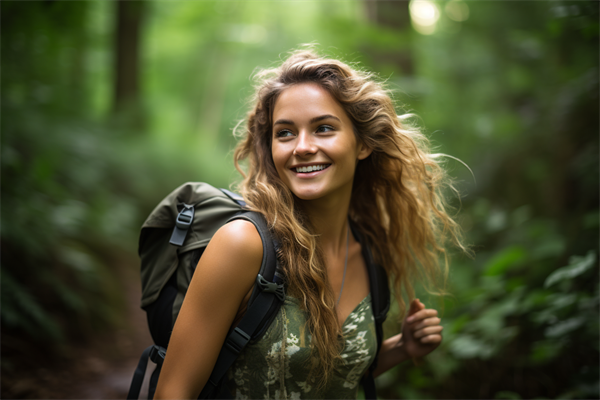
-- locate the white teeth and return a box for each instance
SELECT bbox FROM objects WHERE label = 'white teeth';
[295,164,328,173]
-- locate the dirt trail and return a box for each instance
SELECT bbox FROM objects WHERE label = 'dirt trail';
[68,261,155,400]
[2,256,156,400]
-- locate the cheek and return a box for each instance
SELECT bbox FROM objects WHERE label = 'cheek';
[270,144,279,166]
[271,144,286,175]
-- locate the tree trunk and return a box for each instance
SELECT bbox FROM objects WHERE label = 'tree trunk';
[113,0,146,127]
[363,1,414,76]
[69,2,88,112]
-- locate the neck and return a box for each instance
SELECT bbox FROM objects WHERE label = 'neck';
[299,195,351,256]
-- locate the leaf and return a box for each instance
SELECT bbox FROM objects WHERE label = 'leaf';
[448,334,494,359]
[531,236,566,260]
[544,251,597,288]
[545,316,586,338]
[1,269,63,341]
[530,340,564,364]
[484,246,527,276]
[583,210,599,229]
[548,293,578,309]
[495,391,522,399]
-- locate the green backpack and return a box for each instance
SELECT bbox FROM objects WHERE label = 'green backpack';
[127,182,389,399]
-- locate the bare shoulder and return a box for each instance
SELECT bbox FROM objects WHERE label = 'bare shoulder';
[195,218,263,284]
[181,218,263,323]
[211,218,263,262]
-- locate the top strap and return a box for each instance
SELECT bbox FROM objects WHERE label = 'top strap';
[220,188,247,207]
[349,221,390,322]
[349,221,390,400]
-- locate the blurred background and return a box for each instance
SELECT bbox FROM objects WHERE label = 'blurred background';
[1,1,598,398]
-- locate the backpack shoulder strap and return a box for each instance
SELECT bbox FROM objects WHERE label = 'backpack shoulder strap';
[350,222,390,400]
[230,211,284,299]
[199,209,284,399]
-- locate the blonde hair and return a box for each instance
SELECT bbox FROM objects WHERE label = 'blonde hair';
[233,48,467,388]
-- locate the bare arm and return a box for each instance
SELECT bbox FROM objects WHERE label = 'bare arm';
[154,219,263,399]
[373,299,443,377]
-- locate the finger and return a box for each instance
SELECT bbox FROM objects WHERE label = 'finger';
[406,308,438,324]
[412,317,441,331]
[413,325,443,339]
[420,333,442,344]
[407,298,424,317]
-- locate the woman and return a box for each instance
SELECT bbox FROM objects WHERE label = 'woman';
[155,49,466,399]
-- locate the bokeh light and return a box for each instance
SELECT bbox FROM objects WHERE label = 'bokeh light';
[409,0,441,35]
[446,0,470,22]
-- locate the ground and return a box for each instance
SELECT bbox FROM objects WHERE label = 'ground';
[1,257,155,399]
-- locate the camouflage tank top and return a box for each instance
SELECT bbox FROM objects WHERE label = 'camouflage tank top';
[222,293,377,399]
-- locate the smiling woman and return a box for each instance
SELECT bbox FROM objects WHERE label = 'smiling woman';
[154,48,468,400]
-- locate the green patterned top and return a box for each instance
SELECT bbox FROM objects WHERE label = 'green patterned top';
[223,294,377,399]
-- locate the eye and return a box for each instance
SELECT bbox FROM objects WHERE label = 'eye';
[316,125,335,133]
[275,129,295,138]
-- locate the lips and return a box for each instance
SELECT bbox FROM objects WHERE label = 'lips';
[291,164,331,173]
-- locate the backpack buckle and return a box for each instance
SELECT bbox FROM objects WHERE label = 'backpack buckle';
[170,205,194,246]
[149,345,167,365]
[226,327,251,354]
[175,205,194,229]
[256,274,285,302]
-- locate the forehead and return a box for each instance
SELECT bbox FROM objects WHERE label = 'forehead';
[272,83,348,122]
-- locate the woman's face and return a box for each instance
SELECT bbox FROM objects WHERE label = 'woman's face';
[271,83,371,203]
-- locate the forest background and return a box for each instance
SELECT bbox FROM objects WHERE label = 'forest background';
[2,1,598,399]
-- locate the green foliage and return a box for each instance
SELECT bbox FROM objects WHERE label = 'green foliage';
[1,107,131,340]
[376,1,599,398]
[544,251,597,288]
[1,269,64,342]
[495,391,522,400]
[484,246,527,276]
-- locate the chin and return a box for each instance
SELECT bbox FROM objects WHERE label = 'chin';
[292,192,322,201]
[290,188,325,201]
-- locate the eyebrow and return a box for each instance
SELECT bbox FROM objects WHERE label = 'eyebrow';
[273,114,341,126]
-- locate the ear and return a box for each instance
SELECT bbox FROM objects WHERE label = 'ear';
[357,142,373,160]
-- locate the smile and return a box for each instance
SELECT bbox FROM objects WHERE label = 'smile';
[293,164,331,173]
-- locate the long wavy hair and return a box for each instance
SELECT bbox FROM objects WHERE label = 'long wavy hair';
[233,48,467,387]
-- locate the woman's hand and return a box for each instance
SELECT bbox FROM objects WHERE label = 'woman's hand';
[402,298,443,359]
[373,298,443,377]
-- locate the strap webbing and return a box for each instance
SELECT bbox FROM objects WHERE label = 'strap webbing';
[148,363,162,400]
[350,221,390,400]
[127,345,153,400]
[169,204,194,246]
[199,289,278,398]
[220,188,247,207]
[361,371,378,400]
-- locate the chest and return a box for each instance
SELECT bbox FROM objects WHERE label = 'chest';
[325,239,371,327]
[225,295,377,399]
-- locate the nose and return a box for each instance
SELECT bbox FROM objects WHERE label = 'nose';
[293,131,317,157]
